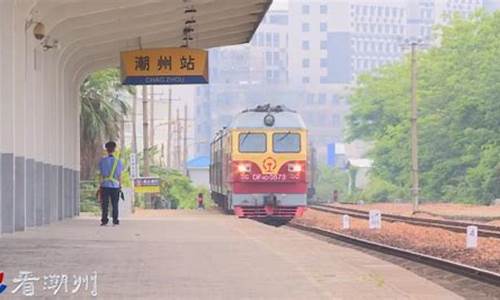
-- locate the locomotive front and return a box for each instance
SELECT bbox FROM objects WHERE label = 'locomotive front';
[210,105,308,218]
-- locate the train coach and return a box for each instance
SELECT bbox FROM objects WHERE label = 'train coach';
[210,104,311,218]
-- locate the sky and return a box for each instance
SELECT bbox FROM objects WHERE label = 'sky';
[271,0,289,10]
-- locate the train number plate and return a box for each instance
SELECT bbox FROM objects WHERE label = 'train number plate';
[245,173,287,182]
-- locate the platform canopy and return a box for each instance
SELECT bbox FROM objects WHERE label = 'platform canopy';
[0,0,272,234]
[30,0,272,79]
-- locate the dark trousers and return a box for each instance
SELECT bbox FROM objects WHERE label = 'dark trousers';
[101,187,120,224]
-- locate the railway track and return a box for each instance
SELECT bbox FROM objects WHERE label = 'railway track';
[308,203,500,239]
[287,222,500,287]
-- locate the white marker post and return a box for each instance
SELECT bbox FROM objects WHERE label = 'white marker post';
[130,153,138,179]
[342,215,350,230]
[466,226,478,249]
[369,210,382,229]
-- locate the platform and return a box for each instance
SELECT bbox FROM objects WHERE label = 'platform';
[0,210,460,299]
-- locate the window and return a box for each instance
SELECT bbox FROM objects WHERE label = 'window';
[266,33,272,46]
[320,40,327,49]
[320,58,328,68]
[272,33,280,47]
[320,5,328,14]
[302,23,310,32]
[273,52,280,65]
[302,40,310,50]
[302,5,310,14]
[302,76,310,83]
[239,133,266,153]
[270,15,288,25]
[266,70,272,80]
[320,22,328,32]
[266,51,272,64]
[302,59,310,68]
[273,133,301,153]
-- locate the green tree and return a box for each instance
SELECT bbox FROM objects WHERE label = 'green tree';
[315,165,350,202]
[347,11,500,204]
[151,166,212,209]
[80,69,131,179]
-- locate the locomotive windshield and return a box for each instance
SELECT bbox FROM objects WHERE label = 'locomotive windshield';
[273,132,301,153]
[239,132,266,153]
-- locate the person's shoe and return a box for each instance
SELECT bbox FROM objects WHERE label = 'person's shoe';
[100,222,108,226]
[113,221,120,226]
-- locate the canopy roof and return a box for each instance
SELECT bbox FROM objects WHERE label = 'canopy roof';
[29,0,272,79]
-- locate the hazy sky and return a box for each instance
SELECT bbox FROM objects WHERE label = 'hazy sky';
[271,0,289,10]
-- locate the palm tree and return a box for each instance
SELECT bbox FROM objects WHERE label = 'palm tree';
[80,68,132,179]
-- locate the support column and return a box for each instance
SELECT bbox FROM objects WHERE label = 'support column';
[25,158,35,227]
[0,0,15,234]
[34,161,44,226]
[33,48,44,227]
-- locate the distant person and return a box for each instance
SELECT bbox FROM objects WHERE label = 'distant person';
[197,193,205,209]
[98,141,123,226]
[333,190,339,203]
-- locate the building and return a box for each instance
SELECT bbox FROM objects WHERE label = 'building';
[194,0,493,163]
[186,156,210,187]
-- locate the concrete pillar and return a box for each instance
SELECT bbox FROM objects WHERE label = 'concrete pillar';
[33,49,45,227]
[25,33,36,228]
[0,0,15,234]
[12,0,34,232]
[35,161,44,226]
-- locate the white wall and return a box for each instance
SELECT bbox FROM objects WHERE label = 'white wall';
[0,0,81,234]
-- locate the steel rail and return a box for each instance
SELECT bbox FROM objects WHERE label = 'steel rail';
[309,204,500,239]
[287,222,500,286]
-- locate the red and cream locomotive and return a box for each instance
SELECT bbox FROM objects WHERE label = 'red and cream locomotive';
[210,105,310,218]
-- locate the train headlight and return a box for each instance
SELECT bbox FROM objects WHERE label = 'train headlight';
[288,163,302,173]
[238,163,251,173]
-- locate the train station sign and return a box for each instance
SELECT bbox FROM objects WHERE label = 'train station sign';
[133,177,161,194]
[120,48,209,85]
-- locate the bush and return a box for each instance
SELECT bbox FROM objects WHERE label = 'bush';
[80,180,100,214]
[358,176,406,203]
[315,165,349,202]
[151,167,213,209]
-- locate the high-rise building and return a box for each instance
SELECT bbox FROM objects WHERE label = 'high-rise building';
[194,0,493,162]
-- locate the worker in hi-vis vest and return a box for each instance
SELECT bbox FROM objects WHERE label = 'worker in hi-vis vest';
[98,141,123,226]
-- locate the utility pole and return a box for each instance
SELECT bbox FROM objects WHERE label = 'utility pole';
[160,143,165,167]
[183,105,188,174]
[131,88,138,154]
[167,88,173,169]
[176,108,181,170]
[410,42,419,214]
[120,116,125,154]
[150,85,155,156]
[142,86,150,177]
